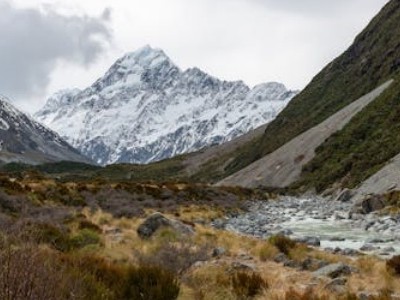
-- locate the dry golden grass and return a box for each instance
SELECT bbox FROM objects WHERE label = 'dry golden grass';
[60,206,400,299]
[347,257,400,296]
[177,205,226,223]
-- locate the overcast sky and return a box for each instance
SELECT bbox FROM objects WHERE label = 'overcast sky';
[1,0,390,113]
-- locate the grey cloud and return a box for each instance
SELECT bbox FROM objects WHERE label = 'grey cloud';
[0,1,112,102]
[252,0,389,16]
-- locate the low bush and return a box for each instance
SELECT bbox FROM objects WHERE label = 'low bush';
[136,238,209,275]
[0,245,90,300]
[387,255,400,276]
[69,229,102,249]
[268,235,296,255]
[123,264,180,300]
[231,271,268,299]
[33,223,72,252]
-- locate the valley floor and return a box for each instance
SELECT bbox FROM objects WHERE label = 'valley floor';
[0,173,399,299]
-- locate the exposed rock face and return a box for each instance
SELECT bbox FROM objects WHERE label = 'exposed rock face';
[137,212,195,239]
[313,263,352,279]
[36,45,296,166]
[0,96,89,164]
[334,189,355,203]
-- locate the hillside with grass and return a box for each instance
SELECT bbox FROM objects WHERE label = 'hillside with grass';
[219,0,400,187]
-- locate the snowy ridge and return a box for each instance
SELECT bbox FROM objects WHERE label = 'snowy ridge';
[36,45,297,165]
[0,95,88,164]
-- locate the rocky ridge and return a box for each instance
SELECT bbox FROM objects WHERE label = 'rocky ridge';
[0,95,89,164]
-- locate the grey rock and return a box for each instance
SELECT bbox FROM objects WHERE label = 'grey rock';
[230,262,256,272]
[382,246,396,253]
[212,219,226,230]
[295,236,321,246]
[360,195,386,214]
[313,263,352,279]
[324,277,347,293]
[283,260,301,269]
[366,238,385,244]
[360,244,379,252]
[137,212,195,239]
[334,189,354,203]
[301,257,329,271]
[274,253,290,264]
[340,248,360,256]
[212,247,226,257]
[329,237,346,242]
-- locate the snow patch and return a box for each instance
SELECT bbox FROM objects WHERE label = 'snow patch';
[0,118,9,130]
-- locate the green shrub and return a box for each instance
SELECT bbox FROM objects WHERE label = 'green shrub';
[123,265,180,300]
[70,229,101,250]
[231,271,268,299]
[35,223,72,252]
[387,255,400,276]
[268,235,296,255]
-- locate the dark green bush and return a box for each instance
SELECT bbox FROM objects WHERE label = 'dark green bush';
[231,271,268,299]
[268,235,296,255]
[123,265,180,300]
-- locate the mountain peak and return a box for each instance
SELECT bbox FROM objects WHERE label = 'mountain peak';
[89,46,180,93]
[36,46,297,165]
[120,45,172,70]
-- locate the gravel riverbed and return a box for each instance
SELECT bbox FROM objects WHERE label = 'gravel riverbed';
[213,197,400,257]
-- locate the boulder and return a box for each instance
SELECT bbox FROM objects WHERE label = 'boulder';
[313,263,352,279]
[283,260,302,269]
[274,253,290,264]
[230,261,256,272]
[382,246,396,253]
[324,277,347,293]
[334,189,354,203]
[295,236,321,247]
[137,212,195,239]
[340,248,360,256]
[360,244,379,252]
[212,247,226,257]
[301,257,329,271]
[354,194,386,214]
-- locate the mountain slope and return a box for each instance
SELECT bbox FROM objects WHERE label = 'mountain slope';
[35,46,296,166]
[220,0,400,180]
[0,96,89,164]
[218,80,392,188]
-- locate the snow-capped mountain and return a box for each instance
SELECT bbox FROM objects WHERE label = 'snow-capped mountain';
[35,45,297,165]
[0,95,89,164]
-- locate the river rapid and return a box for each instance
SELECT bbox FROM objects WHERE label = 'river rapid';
[214,197,400,257]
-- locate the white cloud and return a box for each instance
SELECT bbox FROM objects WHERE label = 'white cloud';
[3,0,391,112]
